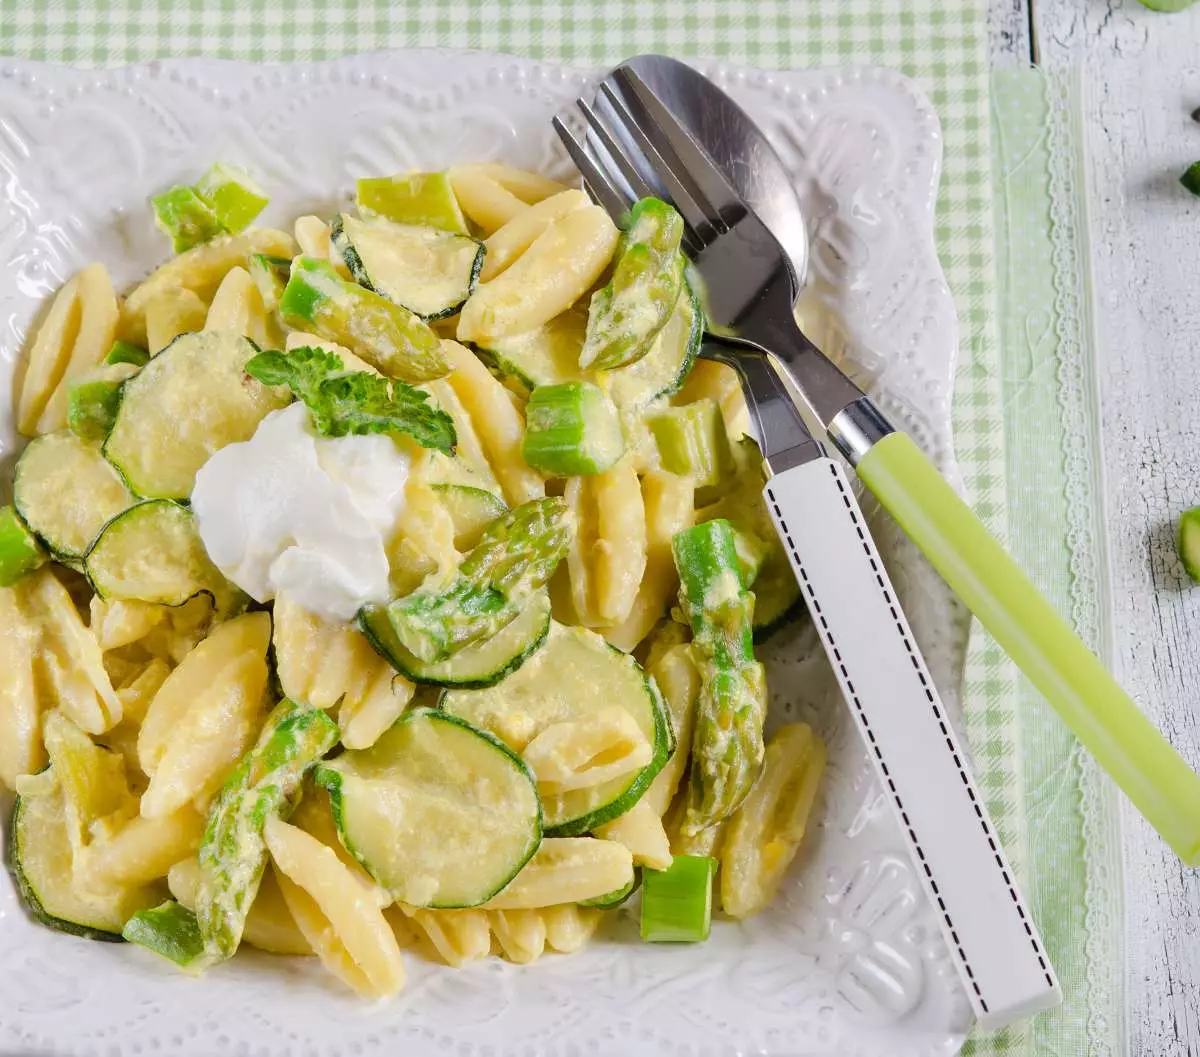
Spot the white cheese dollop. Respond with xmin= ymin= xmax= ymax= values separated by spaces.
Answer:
xmin=191 ymin=402 xmax=409 ymax=621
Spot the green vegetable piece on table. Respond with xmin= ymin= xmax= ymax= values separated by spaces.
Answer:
xmin=151 ymin=185 xmax=226 ymax=253
xmin=649 ymin=398 xmax=735 ymax=499
xmin=357 ymin=171 xmax=470 ymax=234
xmin=123 ymin=901 xmax=207 ymax=969
xmin=522 ymin=381 xmax=625 ymax=476
xmin=1137 ymin=0 xmax=1197 ymax=10
xmin=639 ymin=854 xmax=716 ymax=942
xmin=195 ymin=699 xmax=339 ymax=963
xmin=0 ymin=506 xmax=45 ymax=586
xmin=383 ymin=496 xmax=574 ymax=664
xmin=194 ymin=162 xmax=269 ymax=233
xmin=580 ymin=197 xmax=685 ymax=370
xmin=67 ymin=379 xmax=124 ymax=443
xmin=672 ymin=518 xmax=767 ymax=835
xmin=278 ymin=255 xmax=449 ymax=383
xmin=1182 ymin=162 xmax=1200 ymax=198
xmin=245 ymin=346 xmax=456 ymax=453
xmin=1178 ymin=506 xmax=1200 ymax=582
xmin=247 ymin=253 xmax=292 ymax=312
xmin=105 ymin=340 xmax=149 ymax=368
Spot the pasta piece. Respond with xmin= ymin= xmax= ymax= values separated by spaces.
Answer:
xmin=25 ymin=568 xmax=121 ymax=734
xmin=204 ymin=265 xmax=282 ymax=349
xmin=542 ymin=903 xmax=602 ymax=954
xmin=643 ymin=642 xmax=699 ymax=817
xmin=489 ymin=909 xmax=547 ymax=964
xmin=0 ymin=585 xmax=45 ymax=788
xmin=144 ymin=286 xmax=209 ymax=356
xmin=35 ymin=264 xmax=120 ymax=434
xmin=168 ymin=857 xmax=313 ymax=956
xmin=481 ymin=188 xmax=590 ymax=281
xmin=289 ymin=785 xmax=392 ymax=906
xmin=566 ymin=457 xmax=647 ymax=627
xmin=17 ymin=271 xmax=84 ymax=435
xmin=385 ymin=478 xmax=461 ymax=596
xmin=273 ymin=592 xmax=415 ymax=749
xmin=267 ymin=816 xmax=406 ymax=999
xmin=135 ymin=596 xmax=215 ymax=666
xmin=440 ymin=341 xmax=544 ymax=506
xmin=602 ymin=471 xmax=694 ymax=651
xmin=422 ymin=381 xmax=502 ymax=494
xmin=720 ymin=723 xmax=826 ymax=919
xmin=467 ymin=163 xmax=571 ymax=204
xmin=397 ymin=906 xmax=491 ymax=968
xmin=121 ymin=228 xmax=297 ymax=345
xmin=523 ymin=706 xmax=652 ymax=792
xmin=594 ymin=798 xmax=672 ymax=871
xmin=449 ymin=167 xmax=529 ymax=234
xmin=294 ymin=215 xmax=352 ymax=279
xmin=89 ymin=597 xmax=166 ymax=651
xmin=77 ymin=805 xmax=205 ymax=889
xmin=137 ymin=612 xmax=271 ymax=818
xmin=484 ymin=838 xmax=633 ymax=909
xmin=457 ymin=206 xmax=619 ymax=341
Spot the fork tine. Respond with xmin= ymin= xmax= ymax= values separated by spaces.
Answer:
xmin=594 ymin=81 xmax=718 ymax=240
xmin=576 ymin=99 xmax=657 ymax=203
xmin=608 ymin=66 xmax=746 ymax=231
xmin=552 ymin=115 xmax=632 ymax=222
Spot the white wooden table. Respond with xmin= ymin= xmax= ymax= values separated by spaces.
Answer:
xmin=989 ymin=2 xmax=1200 ymax=1054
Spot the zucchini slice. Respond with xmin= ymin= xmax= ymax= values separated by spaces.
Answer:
xmin=103 ymin=331 xmax=289 ymax=500
xmin=7 ymin=774 xmax=160 ymax=941
xmin=605 ymin=276 xmax=702 ymax=414
xmin=429 ymin=483 xmax=507 ymax=550
xmin=85 ymin=499 xmax=245 ymax=615
xmin=358 ymin=590 xmax=550 ymax=688
xmin=314 ymin=707 xmax=541 ymax=908
xmin=13 ymin=431 xmax=134 ymax=561
xmin=476 ymin=304 xmax=588 ymax=391
xmin=332 ymin=213 xmax=484 ymax=322
xmin=441 ymin=621 xmax=671 ymax=835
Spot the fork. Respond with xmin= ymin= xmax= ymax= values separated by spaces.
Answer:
xmin=553 ymin=71 xmax=1070 ymax=1028
xmin=555 ymin=65 xmax=1200 ymax=861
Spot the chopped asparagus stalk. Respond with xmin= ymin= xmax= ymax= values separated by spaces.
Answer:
xmin=194 ymin=162 xmax=269 ymax=233
xmin=195 ymin=699 xmax=339 ymax=963
xmin=385 ymin=497 xmax=574 ymax=663
xmin=151 ymin=185 xmax=226 ymax=253
xmin=1178 ymin=506 xmax=1200 ymax=581
xmin=649 ymin=398 xmax=734 ymax=500
xmin=279 ymin=255 xmax=448 ymax=382
xmin=357 ymin=171 xmax=470 ymax=234
xmin=105 ymin=340 xmax=150 ymax=367
xmin=123 ymin=901 xmax=206 ymax=969
xmin=640 ymin=854 xmax=716 ymax=942
xmin=1182 ymin=162 xmax=1200 ymax=197
xmin=522 ymin=382 xmax=625 ymax=476
xmin=0 ymin=505 xmax=45 ymax=586
xmin=247 ymin=253 xmax=292 ymax=312
xmin=672 ymin=519 xmax=767 ymax=834
xmin=580 ymin=198 xmax=685 ymax=370
xmin=67 ymin=379 xmax=124 ymax=442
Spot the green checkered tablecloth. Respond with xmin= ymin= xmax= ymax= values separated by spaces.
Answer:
xmin=0 ymin=4 xmax=1122 ymax=1056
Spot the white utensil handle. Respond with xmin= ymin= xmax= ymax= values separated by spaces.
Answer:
xmin=763 ymin=457 xmax=1061 ymax=1028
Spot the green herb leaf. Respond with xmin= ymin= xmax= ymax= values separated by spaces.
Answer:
xmin=245 ymin=346 xmax=456 ymax=453
xmin=1182 ymin=162 xmax=1200 ymax=198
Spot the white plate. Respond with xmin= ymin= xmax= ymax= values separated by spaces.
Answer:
xmin=0 ymin=50 xmax=973 ymax=1057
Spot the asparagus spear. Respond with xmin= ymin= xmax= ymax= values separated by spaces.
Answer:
xmin=384 ymin=497 xmax=574 ymax=663
xmin=649 ymin=398 xmax=735 ymax=500
xmin=279 ymin=255 xmax=449 ymax=382
xmin=195 ymin=699 xmax=338 ymax=962
xmin=671 ymin=518 xmax=767 ymax=835
xmin=580 ymin=198 xmax=685 ymax=370
xmin=193 ymin=162 xmax=269 ymax=233
xmin=522 ymin=382 xmax=625 ymax=476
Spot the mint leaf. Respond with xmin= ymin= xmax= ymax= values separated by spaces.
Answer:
xmin=245 ymin=347 xmax=456 ymax=454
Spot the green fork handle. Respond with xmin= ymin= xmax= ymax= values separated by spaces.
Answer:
xmin=858 ymin=430 xmax=1200 ymax=865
